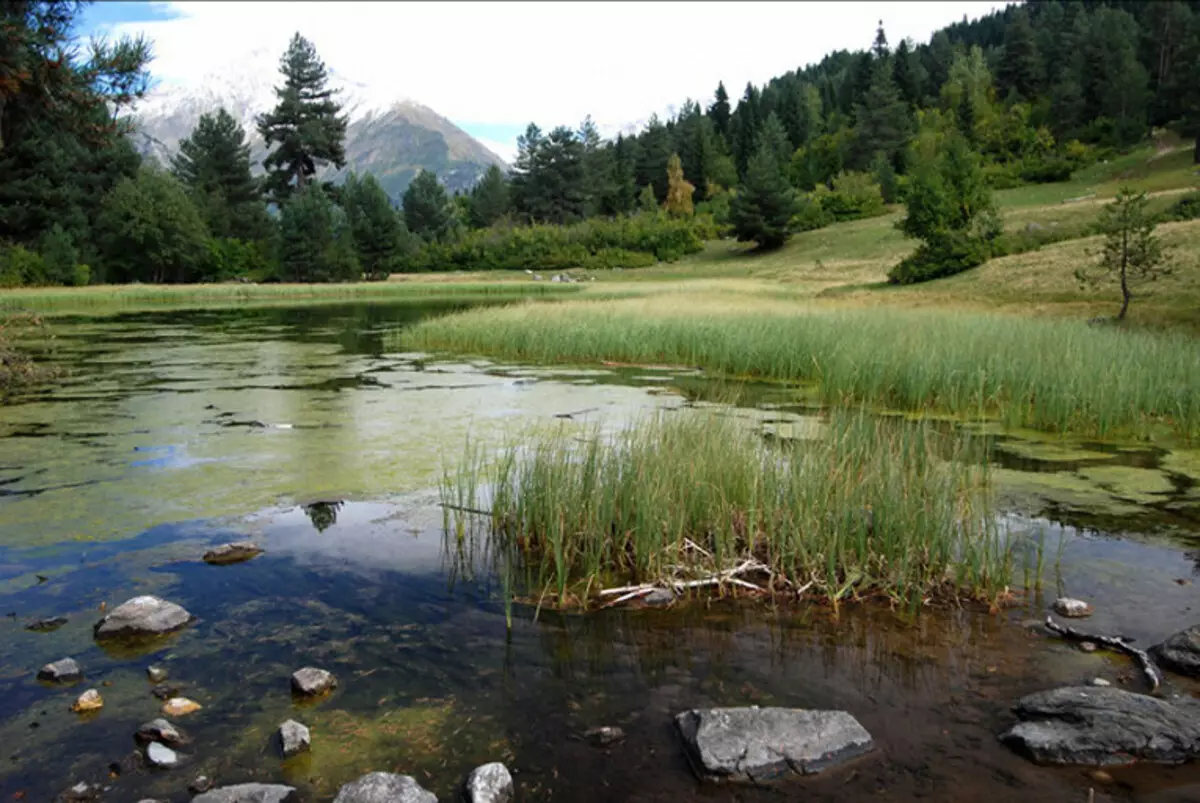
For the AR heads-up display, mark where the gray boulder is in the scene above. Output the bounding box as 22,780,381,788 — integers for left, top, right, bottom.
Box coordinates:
145,742,179,769
291,666,336,696
1000,686,1200,766
94,596,192,639
332,772,437,803
465,762,513,803
675,707,873,782
278,719,311,757
1151,625,1200,678
38,657,82,684
203,542,263,565
135,718,187,748
192,785,299,803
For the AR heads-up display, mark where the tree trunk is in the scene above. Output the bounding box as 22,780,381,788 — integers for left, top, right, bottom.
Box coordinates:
1118,263,1131,321
1194,135,1199,165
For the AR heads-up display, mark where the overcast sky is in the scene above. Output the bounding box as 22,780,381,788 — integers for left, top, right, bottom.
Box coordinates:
83,1,1011,161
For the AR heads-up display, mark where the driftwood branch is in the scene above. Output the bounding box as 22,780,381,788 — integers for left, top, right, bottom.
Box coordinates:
439,502,493,517
599,558,772,604
1044,616,1162,693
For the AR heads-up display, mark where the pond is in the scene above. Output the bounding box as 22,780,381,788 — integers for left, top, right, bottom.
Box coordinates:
1,301,1199,802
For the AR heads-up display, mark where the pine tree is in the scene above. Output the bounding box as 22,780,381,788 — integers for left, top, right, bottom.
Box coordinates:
924,30,956,102
172,108,270,242
257,33,348,204
998,7,1043,102
635,115,675,203
468,165,511,227
708,82,733,149
853,60,911,169
342,172,401,278
402,171,455,242
605,134,641,215
578,115,609,216
1076,188,1171,320
730,123,799,250
872,20,889,59
732,83,762,177
39,224,82,286
325,205,360,282
893,39,925,108
663,153,695,217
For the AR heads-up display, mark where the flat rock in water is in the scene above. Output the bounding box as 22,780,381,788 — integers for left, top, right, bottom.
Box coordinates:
161,697,202,717
38,657,83,684
1151,625,1200,678
62,782,104,801
27,615,68,632
332,772,437,803
94,596,192,639
72,689,103,713
675,707,874,782
584,725,626,746
1053,597,1094,618
145,741,179,769
203,542,263,565
136,718,187,747
465,762,514,803
291,666,336,696
278,719,310,757
192,785,299,803
999,686,1200,766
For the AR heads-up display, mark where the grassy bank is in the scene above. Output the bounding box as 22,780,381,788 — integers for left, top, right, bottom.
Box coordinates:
0,279,581,314
401,295,1200,439
443,410,1009,611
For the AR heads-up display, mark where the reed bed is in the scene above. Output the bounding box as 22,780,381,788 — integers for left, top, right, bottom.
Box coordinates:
0,281,580,313
405,297,1200,439
443,410,1012,612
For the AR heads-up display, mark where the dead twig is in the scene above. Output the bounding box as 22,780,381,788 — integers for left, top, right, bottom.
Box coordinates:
1044,616,1162,693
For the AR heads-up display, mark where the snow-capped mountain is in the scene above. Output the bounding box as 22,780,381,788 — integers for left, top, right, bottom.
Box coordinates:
130,48,506,199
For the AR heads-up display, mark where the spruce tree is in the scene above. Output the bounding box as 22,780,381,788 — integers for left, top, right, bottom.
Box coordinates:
402,171,455,242
172,108,270,242
635,115,675,203
278,183,344,281
342,172,400,278
468,165,511,228
257,33,348,204
998,7,1043,102
730,122,799,250
853,60,911,169
893,39,925,108
708,82,733,148
732,83,762,177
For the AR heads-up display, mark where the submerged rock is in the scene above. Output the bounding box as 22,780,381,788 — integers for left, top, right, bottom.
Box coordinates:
192,785,298,803
465,762,514,803
203,542,263,566
38,657,83,684
278,719,310,757
291,667,336,697
135,718,186,748
642,588,675,606
332,772,437,803
675,706,874,782
1053,598,1095,618
62,782,104,801
151,682,181,700
161,697,202,717
188,776,214,794
93,596,192,640
71,689,103,713
27,615,68,632
145,742,179,769
1151,625,1200,678
1000,686,1200,766
146,665,168,683
584,725,626,746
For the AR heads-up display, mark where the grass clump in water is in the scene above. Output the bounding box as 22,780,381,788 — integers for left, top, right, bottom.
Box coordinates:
403,298,1200,439
444,410,1011,612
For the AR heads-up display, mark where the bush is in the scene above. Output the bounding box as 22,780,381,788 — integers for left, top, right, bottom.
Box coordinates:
888,231,991,285
0,244,46,287
1019,156,1075,184
203,238,272,282
819,172,888,222
1166,192,1200,222
405,215,706,273
790,192,832,232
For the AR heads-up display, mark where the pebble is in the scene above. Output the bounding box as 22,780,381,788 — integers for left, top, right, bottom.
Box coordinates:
290,667,336,697
146,741,179,769
38,657,83,684
1089,769,1114,784
26,615,69,632
1090,677,1112,687
72,689,104,713
584,725,626,746
1079,641,1098,653
1053,597,1094,618
188,775,214,794
147,665,168,683
161,697,202,717
278,719,311,758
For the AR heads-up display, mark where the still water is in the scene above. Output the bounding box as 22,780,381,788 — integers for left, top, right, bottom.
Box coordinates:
1,301,1199,802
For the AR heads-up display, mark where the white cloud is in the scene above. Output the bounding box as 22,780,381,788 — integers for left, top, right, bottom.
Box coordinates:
474,137,519,164
113,1,1008,151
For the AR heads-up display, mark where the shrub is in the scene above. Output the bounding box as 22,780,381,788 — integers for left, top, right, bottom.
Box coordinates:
820,171,888,222
888,230,991,285
1166,192,1200,222
790,192,832,232
1019,157,1075,184
0,244,46,287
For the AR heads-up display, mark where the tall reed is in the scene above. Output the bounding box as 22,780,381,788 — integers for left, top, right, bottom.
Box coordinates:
444,410,1012,610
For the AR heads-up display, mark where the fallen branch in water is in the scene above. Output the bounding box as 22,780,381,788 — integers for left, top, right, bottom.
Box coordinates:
1044,616,1162,693
439,502,493,517
599,558,773,604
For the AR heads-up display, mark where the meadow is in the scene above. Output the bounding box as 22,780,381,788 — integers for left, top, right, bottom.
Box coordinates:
443,409,1011,612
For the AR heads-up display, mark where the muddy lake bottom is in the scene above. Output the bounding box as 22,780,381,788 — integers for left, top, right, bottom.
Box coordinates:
1,301,1199,802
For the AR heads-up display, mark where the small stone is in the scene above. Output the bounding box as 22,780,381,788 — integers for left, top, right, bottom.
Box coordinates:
38,657,83,684
1080,641,1097,653
72,689,104,713
192,785,298,803
26,615,68,632
94,595,192,640
161,697,201,717
1053,598,1094,618
332,772,436,803
135,718,186,747
290,667,336,697
64,782,103,801
151,682,180,700
584,725,627,746
203,542,263,566
146,665,168,683
146,742,179,769
642,588,675,606
188,776,214,794
465,762,514,803
1089,769,1114,784
1090,678,1112,687
278,719,310,758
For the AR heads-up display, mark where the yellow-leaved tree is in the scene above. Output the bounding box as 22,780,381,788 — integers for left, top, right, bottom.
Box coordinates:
664,153,695,217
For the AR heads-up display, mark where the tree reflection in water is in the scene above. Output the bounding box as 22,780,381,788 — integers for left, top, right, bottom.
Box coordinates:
303,500,344,533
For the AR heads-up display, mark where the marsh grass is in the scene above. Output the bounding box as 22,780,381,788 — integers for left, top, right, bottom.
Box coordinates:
404,298,1200,439
444,410,1012,612
0,312,62,395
